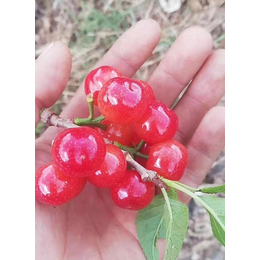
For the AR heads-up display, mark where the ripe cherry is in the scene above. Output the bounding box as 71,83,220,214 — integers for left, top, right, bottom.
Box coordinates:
35,162,87,206
52,127,106,178
97,119,135,146
138,80,156,105
134,101,179,144
87,144,126,188
84,66,122,106
97,77,153,124
146,140,188,181
110,169,155,210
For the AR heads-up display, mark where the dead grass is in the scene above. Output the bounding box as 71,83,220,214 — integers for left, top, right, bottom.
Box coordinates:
36,0,225,88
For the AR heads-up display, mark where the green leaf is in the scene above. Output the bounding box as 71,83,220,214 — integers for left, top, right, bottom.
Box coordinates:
200,184,225,194
157,223,166,239
136,189,189,260
161,178,225,248
162,189,189,260
200,196,225,246
167,188,178,200
136,194,165,260
157,189,178,239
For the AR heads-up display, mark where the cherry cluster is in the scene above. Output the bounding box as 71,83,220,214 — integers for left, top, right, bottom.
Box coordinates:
35,66,188,210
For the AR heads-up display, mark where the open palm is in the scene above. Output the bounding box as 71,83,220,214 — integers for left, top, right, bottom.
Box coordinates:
35,19,225,260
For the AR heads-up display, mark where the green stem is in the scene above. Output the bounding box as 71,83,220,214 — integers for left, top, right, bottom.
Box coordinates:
92,115,105,123
136,152,148,160
86,94,94,120
74,115,105,126
136,140,146,151
174,181,198,193
73,116,107,131
161,178,225,231
161,188,173,221
114,142,136,154
114,142,148,159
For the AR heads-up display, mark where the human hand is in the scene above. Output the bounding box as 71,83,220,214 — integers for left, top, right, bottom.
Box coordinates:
35,19,225,260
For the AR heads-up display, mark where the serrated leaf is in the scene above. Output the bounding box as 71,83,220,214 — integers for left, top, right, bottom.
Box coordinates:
163,191,189,260
200,196,225,246
200,184,225,194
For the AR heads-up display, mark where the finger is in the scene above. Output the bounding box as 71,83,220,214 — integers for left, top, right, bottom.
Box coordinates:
38,19,161,145
60,19,161,120
148,26,213,107
179,106,225,204
174,49,225,145
35,41,72,125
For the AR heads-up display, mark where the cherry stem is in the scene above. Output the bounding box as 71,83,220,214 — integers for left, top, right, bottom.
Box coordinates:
113,142,148,159
136,140,146,152
74,115,105,126
135,152,148,160
86,94,94,120
74,117,107,131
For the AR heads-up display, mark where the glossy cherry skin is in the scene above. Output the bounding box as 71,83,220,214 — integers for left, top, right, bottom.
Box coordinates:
138,80,156,105
98,119,135,146
35,162,87,206
146,140,188,181
97,77,153,124
134,101,179,144
87,144,127,188
84,66,122,106
52,127,106,178
110,169,155,210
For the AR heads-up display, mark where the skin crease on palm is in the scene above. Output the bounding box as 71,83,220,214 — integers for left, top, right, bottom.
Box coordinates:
35,19,225,260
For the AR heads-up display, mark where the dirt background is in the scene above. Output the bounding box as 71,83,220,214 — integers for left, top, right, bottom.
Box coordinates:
35,0,225,259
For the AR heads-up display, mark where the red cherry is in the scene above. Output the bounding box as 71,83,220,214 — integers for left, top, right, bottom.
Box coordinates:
87,144,127,188
134,101,179,144
146,140,188,181
106,120,135,146
84,66,121,106
95,119,134,146
97,77,152,124
110,169,155,210
52,127,106,178
35,162,87,206
138,80,156,105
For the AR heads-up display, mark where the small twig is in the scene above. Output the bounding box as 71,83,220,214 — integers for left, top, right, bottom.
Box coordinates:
40,108,166,189
122,151,166,189
41,109,79,128
170,79,192,110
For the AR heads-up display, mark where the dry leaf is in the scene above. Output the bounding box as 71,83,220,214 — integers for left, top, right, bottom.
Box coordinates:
159,0,182,13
